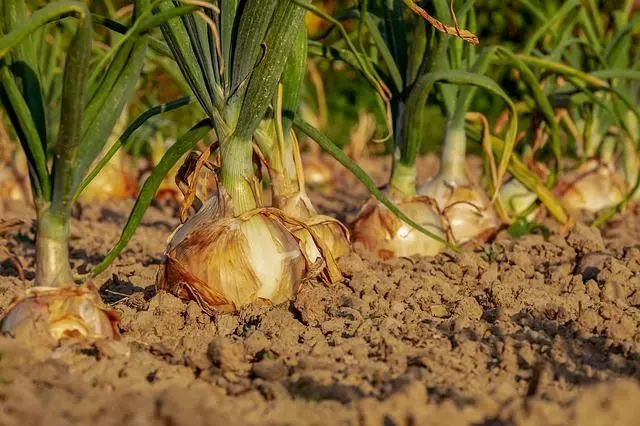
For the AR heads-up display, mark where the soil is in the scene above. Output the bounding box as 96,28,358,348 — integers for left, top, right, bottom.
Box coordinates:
1,155,640,426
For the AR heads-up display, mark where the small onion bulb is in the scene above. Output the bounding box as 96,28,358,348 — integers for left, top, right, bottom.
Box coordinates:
351,195,446,260
557,160,625,213
0,286,120,341
302,153,334,187
419,176,499,245
499,178,538,221
79,152,137,202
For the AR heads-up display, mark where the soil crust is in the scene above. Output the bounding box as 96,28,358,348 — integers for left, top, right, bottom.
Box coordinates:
1,156,639,425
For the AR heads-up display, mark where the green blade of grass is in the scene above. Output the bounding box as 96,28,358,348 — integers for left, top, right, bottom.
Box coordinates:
293,117,459,252
0,66,47,198
592,70,640,81
74,37,149,193
511,54,609,88
229,0,278,95
220,0,238,90
91,13,173,58
92,119,212,276
494,48,562,184
522,0,581,55
137,5,200,34
362,12,403,93
281,19,307,134
3,0,48,152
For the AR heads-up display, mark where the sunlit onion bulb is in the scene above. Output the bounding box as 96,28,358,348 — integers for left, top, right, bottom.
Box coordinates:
302,153,334,187
419,176,499,245
79,153,137,202
351,196,446,260
0,153,31,204
157,198,307,313
0,167,26,202
557,160,625,213
0,286,120,341
280,195,350,263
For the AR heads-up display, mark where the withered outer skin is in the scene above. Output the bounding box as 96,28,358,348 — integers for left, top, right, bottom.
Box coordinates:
0,285,120,341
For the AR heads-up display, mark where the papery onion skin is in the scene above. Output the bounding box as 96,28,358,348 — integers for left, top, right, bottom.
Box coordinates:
158,207,307,313
351,196,446,260
280,196,351,263
419,178,500,245
293,217,350,266
0,286,120,341
557,160,625,213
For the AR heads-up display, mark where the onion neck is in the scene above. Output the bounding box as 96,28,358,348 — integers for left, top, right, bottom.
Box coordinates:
438,121,468,184
389,158,417,196
220,136,258,215
35,204,73,287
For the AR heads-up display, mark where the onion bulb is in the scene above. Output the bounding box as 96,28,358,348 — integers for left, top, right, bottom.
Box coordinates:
302,153,334,187
79,151,137,202
418,175,499,245
0,286,120,341
351,192,446,260
0,152,31,205
157,196,308,313
556,159,625,213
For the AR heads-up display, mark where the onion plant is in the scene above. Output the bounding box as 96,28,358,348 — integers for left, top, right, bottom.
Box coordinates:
302,0,520,258
0,0,195,341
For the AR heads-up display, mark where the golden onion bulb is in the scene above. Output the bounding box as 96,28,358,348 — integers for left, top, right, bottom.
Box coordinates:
0,166,27,202
351,195,446,259
557,160,625,213
0,286,120,341
302,153,334,187
79,152,137,202
279,195,350,263
158,198,307,313
0,153,31,205
419,176,499,245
